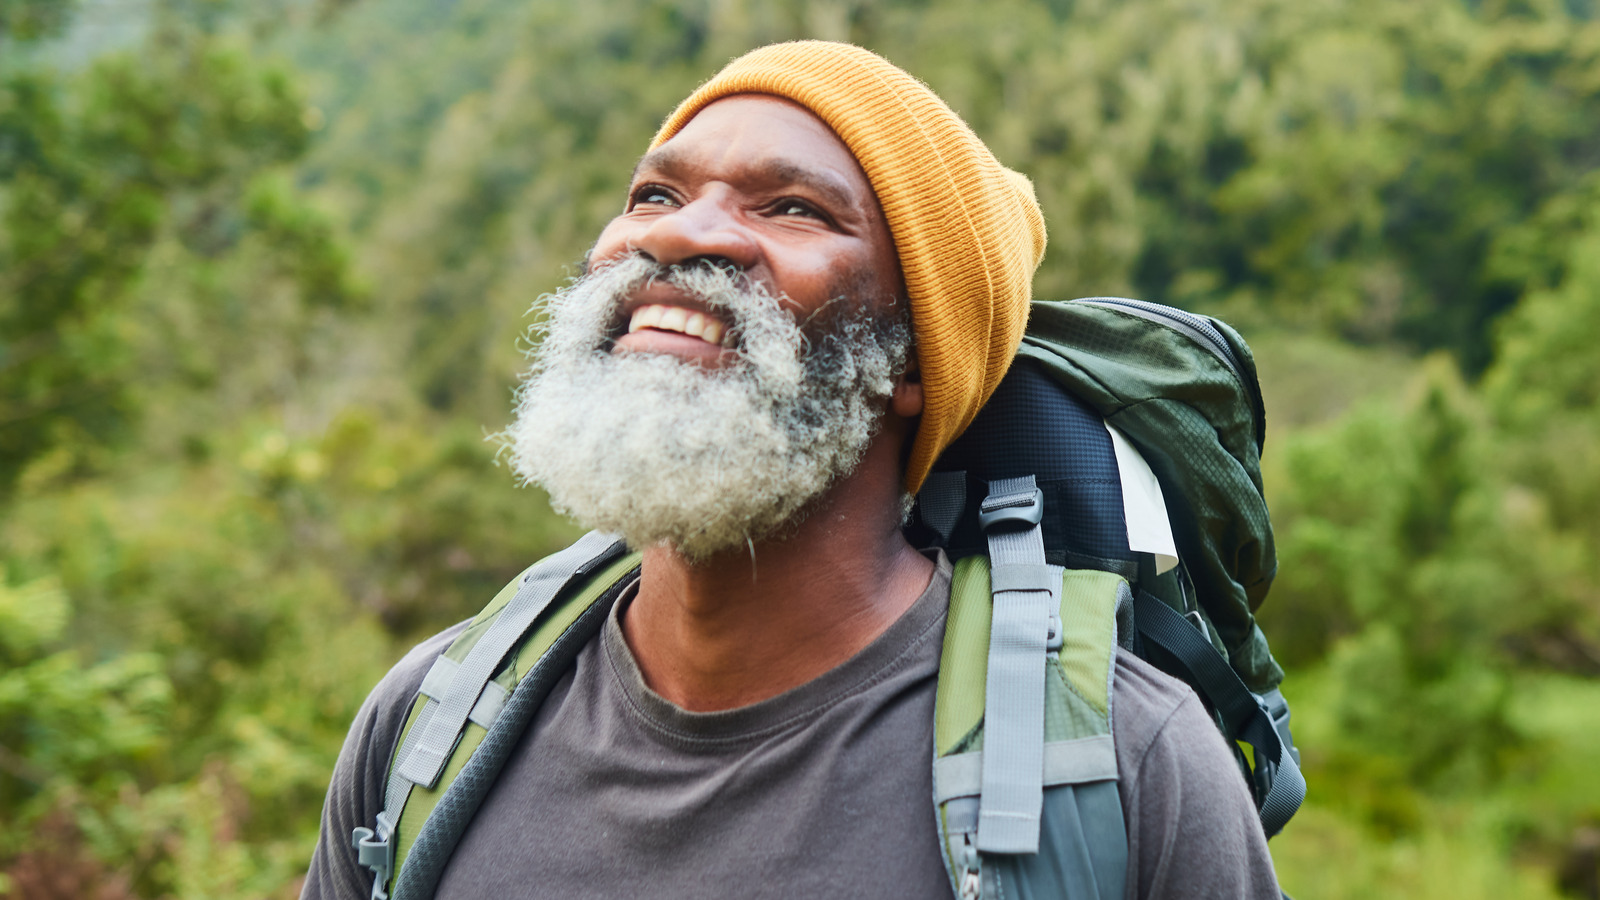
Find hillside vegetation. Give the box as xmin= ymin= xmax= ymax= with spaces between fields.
xmin=2 ymin=0 xmax=1598 ymax=897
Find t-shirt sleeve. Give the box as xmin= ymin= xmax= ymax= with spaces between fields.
xmin=1112 ymin=650 xmax=1282 ymax=900
xmin=299 ymin=622 xmax=470 ymax=900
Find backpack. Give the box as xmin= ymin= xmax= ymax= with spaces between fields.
xmin=350 ymin=297 xmax=1304 ymax=900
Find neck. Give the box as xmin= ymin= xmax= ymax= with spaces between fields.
xmin=619 ymin=429 xmax=935 ymax=712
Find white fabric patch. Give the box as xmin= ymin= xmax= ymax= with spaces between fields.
xmin=1105 ymin=423 xmax=1178 ymax=575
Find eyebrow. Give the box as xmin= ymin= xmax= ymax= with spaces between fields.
xmin=631 ymin=147 xmax=867 ymax=218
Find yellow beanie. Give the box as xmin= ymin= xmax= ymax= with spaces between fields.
xmin=652 ymin=41 xmax=1047 ymax=494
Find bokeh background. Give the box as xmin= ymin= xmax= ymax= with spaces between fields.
xmin=3 ymin=0 xmax=1599 ymax=896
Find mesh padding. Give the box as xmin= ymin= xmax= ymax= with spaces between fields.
xmin=931 ymin=358 xmax=1132 ymax=565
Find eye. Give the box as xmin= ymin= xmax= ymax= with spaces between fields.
xmin=772 ymin=198 xmax=829 ymax=221
xmin=630 ymin=184 xmax=680 ymax=209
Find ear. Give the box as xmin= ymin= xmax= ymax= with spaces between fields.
xmin=890 ymin=367 xmax=923 ymax=419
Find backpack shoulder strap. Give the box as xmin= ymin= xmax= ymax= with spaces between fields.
xmin=352 ymin=532 xmax=640 ymax=900
xmin=1132 ymin=588 xmax=1304 ymax=836
xmin=934 ymin=550 xmax=1129 ymax=900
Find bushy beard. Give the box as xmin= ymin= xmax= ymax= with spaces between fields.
xmin=502 ymin=254 xmax=913 ymax=561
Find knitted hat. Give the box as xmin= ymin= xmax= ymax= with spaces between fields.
xmin=652 ymin=41 xmax=1047 ymax=494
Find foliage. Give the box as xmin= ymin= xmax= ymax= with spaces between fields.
xmin=1 ymin=0 xmax=1598 ymax=898
xmin=286 ymin=0 xmax=1600 ymax=414
xmin=0 ymin=20 xmax=324 ymax=495
xmin=0 ymin=0 xmax=74 ymax=44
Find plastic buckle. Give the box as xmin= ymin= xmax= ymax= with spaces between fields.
xmin=1254 ymin=688 xmax=1300 ymax=766
xmin=977 ymin=488 xmax=1044 ymax=533
xmin=351 ymin=813 xmax=397 ymax=900
xmin=1046 ymin=612 xmax=1063 ymax=652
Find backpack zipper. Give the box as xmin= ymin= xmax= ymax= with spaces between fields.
xmin=1074 ymin=297 xmax=1263 ymax=442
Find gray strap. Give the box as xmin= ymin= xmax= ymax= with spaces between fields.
xmin=385 ymin=700 xmax=437 ymax=820
xmin=418 ymin=656 xmax=509 ymax=730
xmin=353 ymin=532 xmax=628 ymax=900
xmin=417 ymin=656 xmax=455 ymax=701
xmin=397 ymin=531 xmax=625 ymax=789
xmin=989 ymin=564 xmax=1058 ymax=594
xmin=352 ymin=697 xmax=441 ymax=899
xmin=391 ymin=573 xmax=628 ymax=900
xmin=934 ymin=735 xmax=1117 ymax=804
xmin=976 ymin=476 xmax=1062 ymax=855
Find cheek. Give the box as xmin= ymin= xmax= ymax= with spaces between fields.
xmin=870 ymin=234 xmax=904 ymax=300
xmin=822 ymin=246 xmax=900 ymax=306
xmin=784 ymin=245 xmax=889 ymax=303
xmin=589 ymin=219 xmax=636 ymax=266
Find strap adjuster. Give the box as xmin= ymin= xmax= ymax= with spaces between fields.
xmin=352 ymin=812 xmax=398 ymax=900
xmin=978 ymin=488 xmax=1044 ymax=533
xmin=1254 ymin=688 xmax=1300 ymax=766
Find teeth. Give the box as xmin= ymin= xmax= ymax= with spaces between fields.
xmin=625 ymin=304 xmax=728 ymax=346
xmin=657 ymin=307 xmax=688 ymax=334
xmin=629 ymin=306 xmax=663 ymax=333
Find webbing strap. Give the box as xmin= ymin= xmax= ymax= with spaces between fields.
xmin=385 ymin=700 xmax=436 ymax=821
xmin=976 ymin=476 xmax=1063 ymax=855
xmin=397 ymin=531 xmax=625 ymax=789
xmin=1133 ymin=590 xmax=1305 ymax=837
xmin=353 ymin=532 xmax=627 ymax=900
xmin=391 ymin=571 xmax=628 ymax=900
xmin=934 ymin=735 xmax=1117 ymax=804
xmin=352 ymin=697 xmax=439 ymax=900
xmin=417 ymin=656 xmax=508 ymax=729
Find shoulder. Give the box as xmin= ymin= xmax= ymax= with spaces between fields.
xmin=299 ymin=620 xmax=470 ymax=900
xmin=1109 ymin=647 xmax=1212 ymax=776
xmin=342 ymin=620 xmax=473 ymax=810
xmin=1109 ymin=649 xmax=1281 ymax=899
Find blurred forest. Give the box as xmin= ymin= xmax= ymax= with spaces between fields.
xmin=2 ymin=0 xmax=1599 ymax=896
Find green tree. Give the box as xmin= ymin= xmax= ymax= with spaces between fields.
xmin=0 ymin=0 xmax=74 ymax=43
xmin=0 ymin=13 xmax=345 ymax=494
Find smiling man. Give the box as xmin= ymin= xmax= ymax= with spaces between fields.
xmin=303 ymin=42 xmax=1281 ymax=900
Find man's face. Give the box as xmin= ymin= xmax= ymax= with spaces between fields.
xmin=590 ymin=94 xmax=903 ymax=365
xmin=502 ymin=96 xmax=914 ymax=560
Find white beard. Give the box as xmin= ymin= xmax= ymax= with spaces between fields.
xmin=502 ymin=254 xmax=912 ymax=561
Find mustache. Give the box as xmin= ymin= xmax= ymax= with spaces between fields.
xmin=569 ymin=252 xmax=908 ymax=366
xmin=507 ymin=253 xmax=912 ymax=561
xmin=580 ymin=253 xmax=760 ymax=343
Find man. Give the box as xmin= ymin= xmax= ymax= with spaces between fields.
xmin=303 ymin=42 xmax=1281 ymax=899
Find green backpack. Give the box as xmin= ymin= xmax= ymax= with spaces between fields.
xmin=351 ymin=298 xmax=1303 ymax=900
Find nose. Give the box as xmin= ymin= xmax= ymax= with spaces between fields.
xmin=631 ymin=189 xmax=761 ymax=273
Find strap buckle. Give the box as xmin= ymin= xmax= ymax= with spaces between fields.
xmin=352 ymin=811 xmax=398 ymax=900
xmin=977 ymin=488 xmax=1044 ymax=533
xmin=1254 ymin=688 xmax=1300 ymax=767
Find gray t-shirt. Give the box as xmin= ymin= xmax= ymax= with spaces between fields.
xmin=302 ymin=555 xmax=1280 ymax=899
